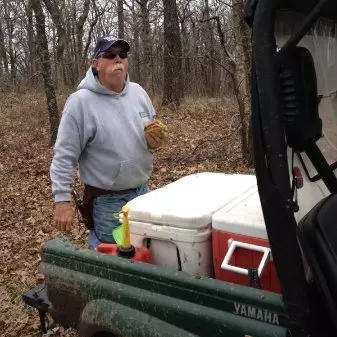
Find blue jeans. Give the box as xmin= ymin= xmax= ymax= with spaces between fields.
xmin=88 ymin=184 xmax=149 ymax=249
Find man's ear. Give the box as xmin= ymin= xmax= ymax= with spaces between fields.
xmin=92 ymin=59 xmax=99 ymax=71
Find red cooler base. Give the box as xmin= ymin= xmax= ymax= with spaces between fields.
xmin=212 ymin=229 xmax=281 ymax=293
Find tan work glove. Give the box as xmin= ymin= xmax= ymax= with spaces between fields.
xmin=144 ymin=119 xmax=168 ymax=151
xmin=53 ymin=201 xmax=75 ymax=233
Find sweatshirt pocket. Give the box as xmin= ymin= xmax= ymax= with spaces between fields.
xmin=112 ymin=156 xmax=153 ymax=190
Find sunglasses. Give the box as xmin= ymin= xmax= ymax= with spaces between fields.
xmin=100 ymin=51 xmax=128 ymax=59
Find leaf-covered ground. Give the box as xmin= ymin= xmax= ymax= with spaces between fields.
xmin=0 ymin=91 xmax=251 ymax=337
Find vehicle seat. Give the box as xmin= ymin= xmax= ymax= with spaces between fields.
xmin=298 ymin=193 xmax=337 ymax=323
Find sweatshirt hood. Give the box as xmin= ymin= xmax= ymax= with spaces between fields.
xmin=77 ymin=67 xmax=130 ymax=95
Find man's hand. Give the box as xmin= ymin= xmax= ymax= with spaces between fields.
xmin=144 ymin=120 xmax=168 ymax=150
xmin=54 ymin=201 xmax=74 ymax=233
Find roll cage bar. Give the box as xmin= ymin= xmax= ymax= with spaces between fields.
xmin=245 ymin=0 xmax=337 ymax=336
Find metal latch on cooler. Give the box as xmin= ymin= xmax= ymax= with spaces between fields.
xmin=288 ymin=166 xmax=304 ymax=212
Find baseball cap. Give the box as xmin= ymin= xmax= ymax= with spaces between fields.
xmin=93 ymin=35 xmax=130 ymax=58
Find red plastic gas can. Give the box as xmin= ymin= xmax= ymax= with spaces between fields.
xmin=96 ymin=244 xmax=153 ymax=264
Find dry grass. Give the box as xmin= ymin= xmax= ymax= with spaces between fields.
xmin=0 ymin=90 xmax=251 ymax=337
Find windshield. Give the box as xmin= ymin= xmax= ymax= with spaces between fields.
xmin=276 ymin=11 xmax=337 ymax=175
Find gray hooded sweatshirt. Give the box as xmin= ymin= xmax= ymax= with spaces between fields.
xmin=50 ymin=68 xmax=155 ymax=202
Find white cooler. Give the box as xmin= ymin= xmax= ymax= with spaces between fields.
xmin=126 ymin=172 xmax=257 ymax=277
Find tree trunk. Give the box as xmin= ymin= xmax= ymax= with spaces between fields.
xmin=232 ymin=0 xmax=253 ymax=166
xmin=132 ymin=0 xmax=141 ymax=83
xmin=76 ymin=0 xmax=90 ymax=80
xmin=52 ymin=23 xmax=57 ymax=85
xmin=231 ymin=70 xmax=249 ymax=158
xmin=26 ymin=0 xmax=37 ymax=84
xmin=162 ymin=0 xmax=184 ymax=106
xmin=0 ymin=22 xmax=9 ymax=76
xmin=137 ymin=0 xmax=152 ymax=93
xmin=190 ymin=19 xmax=200 ymax=96
xmin=3 ymin=0 xmax=16 ymax=83
xmin=42 ymin=0 xmax=67 ymax=87
xmin=180 ymin=18 xmax=190 ymax=96
xmin=83 ymin=0 xmax=101 ymax=63
xmin=32 ymin=0 xmax=60 ymax=146
xmin=211 ymin=14 xmax=250 ymax=162
xmin=8 ymin=40 xmax=16 ymax=83
xmin=117 ymin=0 xmax=124 ymax=38
xmin=203 ymin=0 xmax=217 ymax=96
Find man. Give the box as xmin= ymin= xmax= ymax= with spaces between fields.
xmin=50 ymin=36 xmax=166 ymax=248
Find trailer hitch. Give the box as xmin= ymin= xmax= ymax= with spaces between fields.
xmin=22 ymin=284 xmax=51 ymax=333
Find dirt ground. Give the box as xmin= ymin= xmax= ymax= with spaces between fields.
xmin=0 ymin=90 xmax=251 ymax=337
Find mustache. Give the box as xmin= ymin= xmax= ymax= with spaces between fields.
xmin=112 ymin=63 xmax=125 ymax=71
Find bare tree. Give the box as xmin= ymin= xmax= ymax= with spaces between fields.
xmin=31 ymin=0 xmax=60 ymax=145
xmin=0 ymin=21 xmax=9 ymax=77
xmin=123 ymin=0 xmax=142 ymax=83
xmin=75 ymin=0 xmax=91 ymax=81
xmin=82 ymin=0 xmax=102 ymax=63
xmin=162 ymin=0 xmax=184 ymax=106
xmin=202 ymin=10 xmax=251 ymax=163
xmin=178 ymin=0 xmax=194 ymax=95
xmin=117 ymin=0 xmax=125 ymax=38
xmin=231 ymin=0 xmax=253 ymax=165
xmin=136 ymin=0 xmax=152 ymax=93
xmin=202 ymin=0 xmax=218 ymax=96
xmin=25 ymin=0 xmax=37 ymax=84
xmin=42 ymin=0 xmax=67 ymax=86
xmin=3 ymin=0 xmax=16 ymax=82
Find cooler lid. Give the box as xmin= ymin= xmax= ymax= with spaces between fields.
xmin=127 ymin=172 xmax=257 ymax=229
xmin=212 ymin=186 xmax=267 ymax=239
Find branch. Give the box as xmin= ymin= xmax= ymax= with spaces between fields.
xmin=77 ymin=0 xmax=90 ymax=29
xmin=219 ymin=1 xmax=243 ymax=14
xmin=42 ymin=0 xmax=66 ymax=60
xmin=164 ymin=50 xmax=235 ymax=76
xmin=123 ymin=0 xmax=134 ymax=12
xmin=93 ymin=0 xmax=106 ymax=16
xmin=200 ymin=15 xmax=232 ymax=60
xmin=126 ymin=0 xmax=147 ymax=18
xmin=205 ymin=55 xmax=235 ymax=75
xmin=179 ymin=0 xmax=193 ymax=24
xmin=135 ymin=0 xmax=147 ymax=7
xmin=192 ymin=113 xmax=240 ymax=154
xmin=83 ymin=0 xmax=102 ymax=61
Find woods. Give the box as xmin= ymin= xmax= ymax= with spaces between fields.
xmin=0 ymin=0 xmax=251 ymax=160
xmin=0 ymin=2 xmax=254 ymax=335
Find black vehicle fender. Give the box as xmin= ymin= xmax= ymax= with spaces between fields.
xmin=78 ymin=299 xmax=198 ymax=337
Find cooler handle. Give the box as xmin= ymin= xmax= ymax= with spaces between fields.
xmin=221 ymin=240 xmax=270 ymax=277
